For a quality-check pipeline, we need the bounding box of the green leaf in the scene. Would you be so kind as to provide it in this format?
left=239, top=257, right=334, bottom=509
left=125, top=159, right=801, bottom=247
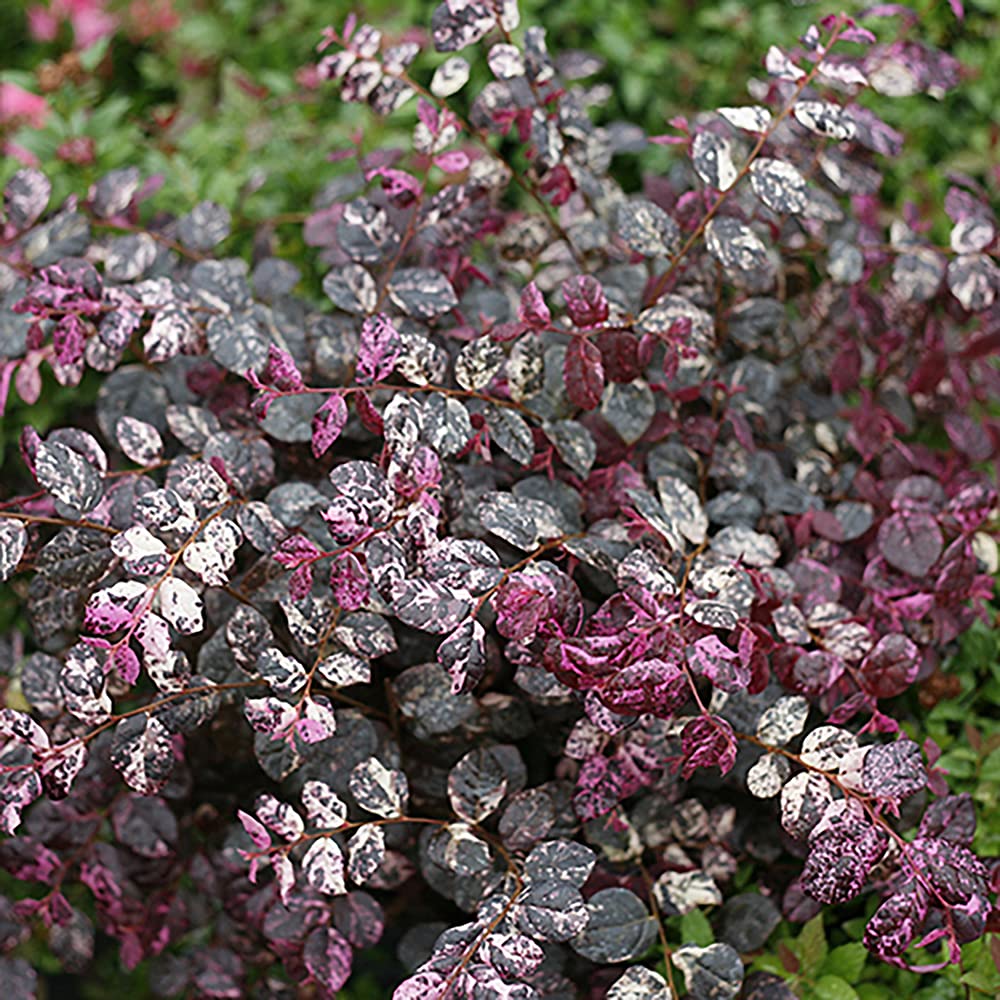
left=822, top=943, right=867, bottom=983
left=960, top=970, right=1000, bottom=996
left=679, top=908, right=714, bottom=948
left=798, top=915, right=828, bottom=977
left=811, top=975, right=859, bottom=1000
left=751, top=953, right=788, bottom=978
left=78, top=37, right=110, bottom=73
left=856, top=987, right=889, bottom=1000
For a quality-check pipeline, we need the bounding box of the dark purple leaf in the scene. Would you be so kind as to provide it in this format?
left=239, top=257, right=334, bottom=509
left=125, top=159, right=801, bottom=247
left=877, top=511, right=943, bottom=577
left=680, top=715, right=736, bottom=778
left=437, top=619, right=486, bottom=694
left=563, top=337, right=604, bottom=410
left=516, top=881, right=589, bottom=942
left=918, top=794, right=976, bottom=845
left=570, top=887, right=657, bottom=963
left=859, top=739, right=927, bottom=799
left=303, top=926, right=353, bottom=994
left=801, top=822, right=887, bottom=903
left=333, top=891, right=385, bottom=949
left=524, top=840, right=595, bottom=887
left=863, top=891, right=926, bottom=959
left=448, top=747, right=510, bottom=822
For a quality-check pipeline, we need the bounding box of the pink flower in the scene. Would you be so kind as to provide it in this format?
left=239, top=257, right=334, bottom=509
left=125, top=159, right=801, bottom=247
left=0, top=83, right=49, bottom=128
left=56, top=135, right=96, bottom=164
left=27, top=5, right=60, bottom=42
left=0, top=141, right=41, bottom=166
left=126, top=0, right=180, bottom=41
left=62, top=0, right=118, bottom=48
left=29, top=0, right=118, bottom=49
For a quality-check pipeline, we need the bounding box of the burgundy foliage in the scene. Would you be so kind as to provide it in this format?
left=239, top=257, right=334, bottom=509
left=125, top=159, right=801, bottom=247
left=0, top=2, right=998, bottom=997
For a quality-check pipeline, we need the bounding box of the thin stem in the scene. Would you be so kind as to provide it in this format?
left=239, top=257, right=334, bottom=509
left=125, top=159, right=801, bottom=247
left=640, top=860, right=679, bottom=996
left=0, top=510, right=118, bottom=535
left=389, top=68, right=587, bottom=270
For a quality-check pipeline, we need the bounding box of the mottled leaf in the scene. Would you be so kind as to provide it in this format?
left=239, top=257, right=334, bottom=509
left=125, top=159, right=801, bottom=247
left=0, top=520, right=28, bottom=581
left=388, top=268, right=458, bottom=319
left=323, top=264, right=377, bottom=314
left=749, top=158, right=809, bottom=214
left=705, top=217, right=769, bottom=272
left=877, top=511, right=942, bottom=577
left=302, top=838, right=347, bottom=896
left=349, top=757, right=407, bottom=817
left=692, top=132, right=738, bottom=190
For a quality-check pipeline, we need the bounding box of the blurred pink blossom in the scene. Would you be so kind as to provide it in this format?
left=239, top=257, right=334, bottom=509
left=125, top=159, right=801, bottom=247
left=0, top=82, right=50, bottom=128
left=26, top=5, right=60, bottom=42
left=126, top=0, right=180, bottom=41
left=0, top=141, right=41, bottom=167
left=27, top=1, right=118, bottom=49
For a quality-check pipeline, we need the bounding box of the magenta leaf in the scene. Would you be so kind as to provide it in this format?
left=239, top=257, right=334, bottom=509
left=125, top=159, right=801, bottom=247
left=311, top=394, right=348, bottom=458
left=518, top=281, right=551, bottom=328
left=859, top=633, right=919, bottom=699
left=561, top=275, right=609, bottom=327
left=680, top=715, right=737, bottom=779
left=237, top=810, right=271, bottom=850
left=563, top=336, right=605, bottom=410
left=357, top=313, right=401, bottom=384
left=801, top=821, right=888, bottom=903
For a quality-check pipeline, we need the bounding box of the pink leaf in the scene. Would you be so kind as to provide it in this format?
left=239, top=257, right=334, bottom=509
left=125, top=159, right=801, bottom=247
left=111, top=645, right=140, bottom=685
left=357, top=313, right=401, bottom=384
left=237, top=810, right=271, bottom=850
left=564, top=336, right=605, bottom=410
left=561, top=275, right=609, bottom=327
left=262, top=344, right=304, bottom=391
left=434, top=150, right=469, bottom=173
left=273, top=535, right=322, bottom=568
left=312, top=393, right=348, bottom=458
left=680, top=715, right=737, bottom=778
left=330, top=552, right=369, bottom=610
left=518, top=281, right=551, bottom=329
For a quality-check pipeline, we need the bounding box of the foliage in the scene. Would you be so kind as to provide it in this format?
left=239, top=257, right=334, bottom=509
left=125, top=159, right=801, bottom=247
left=1, top=1, right=999, bottom=998
left=2, top=2, right=998, bottom=245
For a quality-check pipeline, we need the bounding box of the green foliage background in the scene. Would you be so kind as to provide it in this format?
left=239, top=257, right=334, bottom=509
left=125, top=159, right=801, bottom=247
left=1, top=1, right=998, bottom=996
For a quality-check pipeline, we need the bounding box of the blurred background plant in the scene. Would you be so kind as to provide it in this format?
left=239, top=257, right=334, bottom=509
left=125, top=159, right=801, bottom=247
left=2, top=1, right=998, bottom=229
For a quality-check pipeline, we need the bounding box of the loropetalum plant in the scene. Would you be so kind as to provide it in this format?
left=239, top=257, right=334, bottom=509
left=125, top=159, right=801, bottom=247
left=0, top=2, right=998, bottom=997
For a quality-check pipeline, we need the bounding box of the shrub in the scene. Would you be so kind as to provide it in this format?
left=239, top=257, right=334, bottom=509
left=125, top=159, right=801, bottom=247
left=0, top=2, right=998, bottom=997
